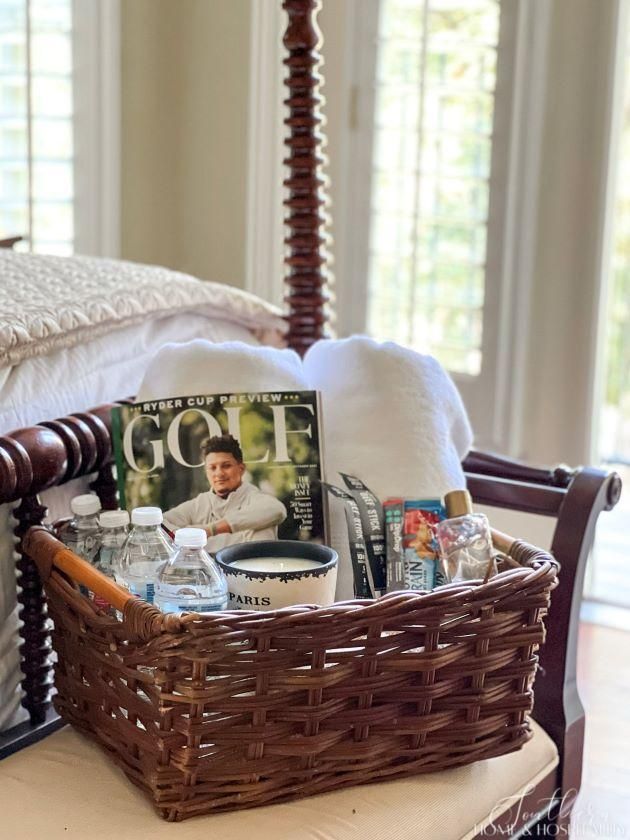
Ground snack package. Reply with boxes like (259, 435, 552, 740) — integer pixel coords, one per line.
(401, 500, 446, 591)
(384, 498, 405, 592)
(340, 473, 386, 595)
(324, 483, 375, 599)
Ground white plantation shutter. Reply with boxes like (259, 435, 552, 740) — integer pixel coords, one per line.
(0, 0, 118, 256)
(0, 0, 74, 253)
(336, 0, 543, 451)
(368, 0, 501, 377)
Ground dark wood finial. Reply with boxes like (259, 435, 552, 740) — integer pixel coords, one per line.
(283, 0, 331, 356)
(0, 427, 67, 500)
(0, 236, 23, 249)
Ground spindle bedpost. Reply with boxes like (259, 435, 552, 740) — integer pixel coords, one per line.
(283, 0, 330, 356)
(14, 495, 53, 725)
(0, 428, 67, 726)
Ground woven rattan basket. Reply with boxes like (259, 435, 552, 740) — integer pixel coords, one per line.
(24, 526, 558, 822)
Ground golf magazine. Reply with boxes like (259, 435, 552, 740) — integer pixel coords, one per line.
(111, 391, 326, 548)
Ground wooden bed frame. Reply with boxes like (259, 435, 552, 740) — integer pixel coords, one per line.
(0, 2, 623, 836)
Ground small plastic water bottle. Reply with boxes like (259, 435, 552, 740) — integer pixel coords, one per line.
(116, 507, 173, 604)
(154, 528, 228, 614)
(96, 509, 130, 578)
(91, 509, 130, 613)
(60, 493, 102, 564)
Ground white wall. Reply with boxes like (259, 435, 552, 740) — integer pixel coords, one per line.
(120, 0, 252, 287)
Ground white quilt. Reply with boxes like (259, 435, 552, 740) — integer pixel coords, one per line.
(0, 251, 284, 366)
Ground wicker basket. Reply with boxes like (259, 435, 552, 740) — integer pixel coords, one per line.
(24, 527, 558, 822)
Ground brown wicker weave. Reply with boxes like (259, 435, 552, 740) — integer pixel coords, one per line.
(23, 527, 557, 822)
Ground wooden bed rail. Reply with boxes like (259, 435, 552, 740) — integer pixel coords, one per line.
(0, 237, 22, 249)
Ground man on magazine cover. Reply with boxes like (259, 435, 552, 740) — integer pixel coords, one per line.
(164, 434, 287, 551)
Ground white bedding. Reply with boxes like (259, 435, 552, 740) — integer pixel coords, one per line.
(0, 251, 283, 367)
(0, 312, 259, 433)
(0, 311, 265, 731)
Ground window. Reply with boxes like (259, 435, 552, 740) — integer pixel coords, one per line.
(0, 0, 119, 256)
(0, 0, 73, 253)
(367, 0, 500, 376)
(333, 0, 543, 451)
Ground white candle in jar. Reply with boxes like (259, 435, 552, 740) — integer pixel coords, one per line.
(230, 557, 322, 573)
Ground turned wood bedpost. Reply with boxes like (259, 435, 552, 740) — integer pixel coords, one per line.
(283, 0, 331, 356)
(13, 495, 53, 724)
(0, 428, 68, 724)
(0, 405, 121, 727)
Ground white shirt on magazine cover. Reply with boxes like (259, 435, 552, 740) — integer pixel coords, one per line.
(163, 481, 287, 552)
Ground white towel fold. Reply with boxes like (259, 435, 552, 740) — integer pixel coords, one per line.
(303, 336, 473, 499)
(137, 340, 308, 400)
(138, 338, 471, 495)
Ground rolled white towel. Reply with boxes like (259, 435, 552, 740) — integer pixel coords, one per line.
(137, 339, 308, 400)
(303, 336, 473, 500)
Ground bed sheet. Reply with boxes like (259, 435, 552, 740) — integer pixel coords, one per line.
(0, 312, 260, 730)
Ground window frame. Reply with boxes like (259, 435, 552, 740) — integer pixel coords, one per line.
(71, 0, 120, 257)
(245, 0, 285, 306)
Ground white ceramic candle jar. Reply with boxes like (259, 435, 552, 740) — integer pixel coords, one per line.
(215, 541, 338, 611)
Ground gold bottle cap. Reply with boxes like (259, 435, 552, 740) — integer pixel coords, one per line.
(444, 489, 473, 518)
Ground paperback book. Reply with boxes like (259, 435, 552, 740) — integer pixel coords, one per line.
(112, 391, 326, 552)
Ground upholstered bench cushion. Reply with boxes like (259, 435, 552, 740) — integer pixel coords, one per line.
(0, 722, 558, 840)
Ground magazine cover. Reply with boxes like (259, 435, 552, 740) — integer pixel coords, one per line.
(112, 391, 325, 551)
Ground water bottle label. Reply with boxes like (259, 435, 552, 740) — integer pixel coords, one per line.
(119, 561, 160, 604)
(194, 603, 225, 612)
(154, 582, 227, 614)
(157, 600, 226, 614)
(127, 581, 155, 604)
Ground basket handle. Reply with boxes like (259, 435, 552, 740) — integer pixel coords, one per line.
(492, 528, 558, 571)
(492, 528, 517, 555)
(23, 527, 185, 639)
(23, 526, 132, 613)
